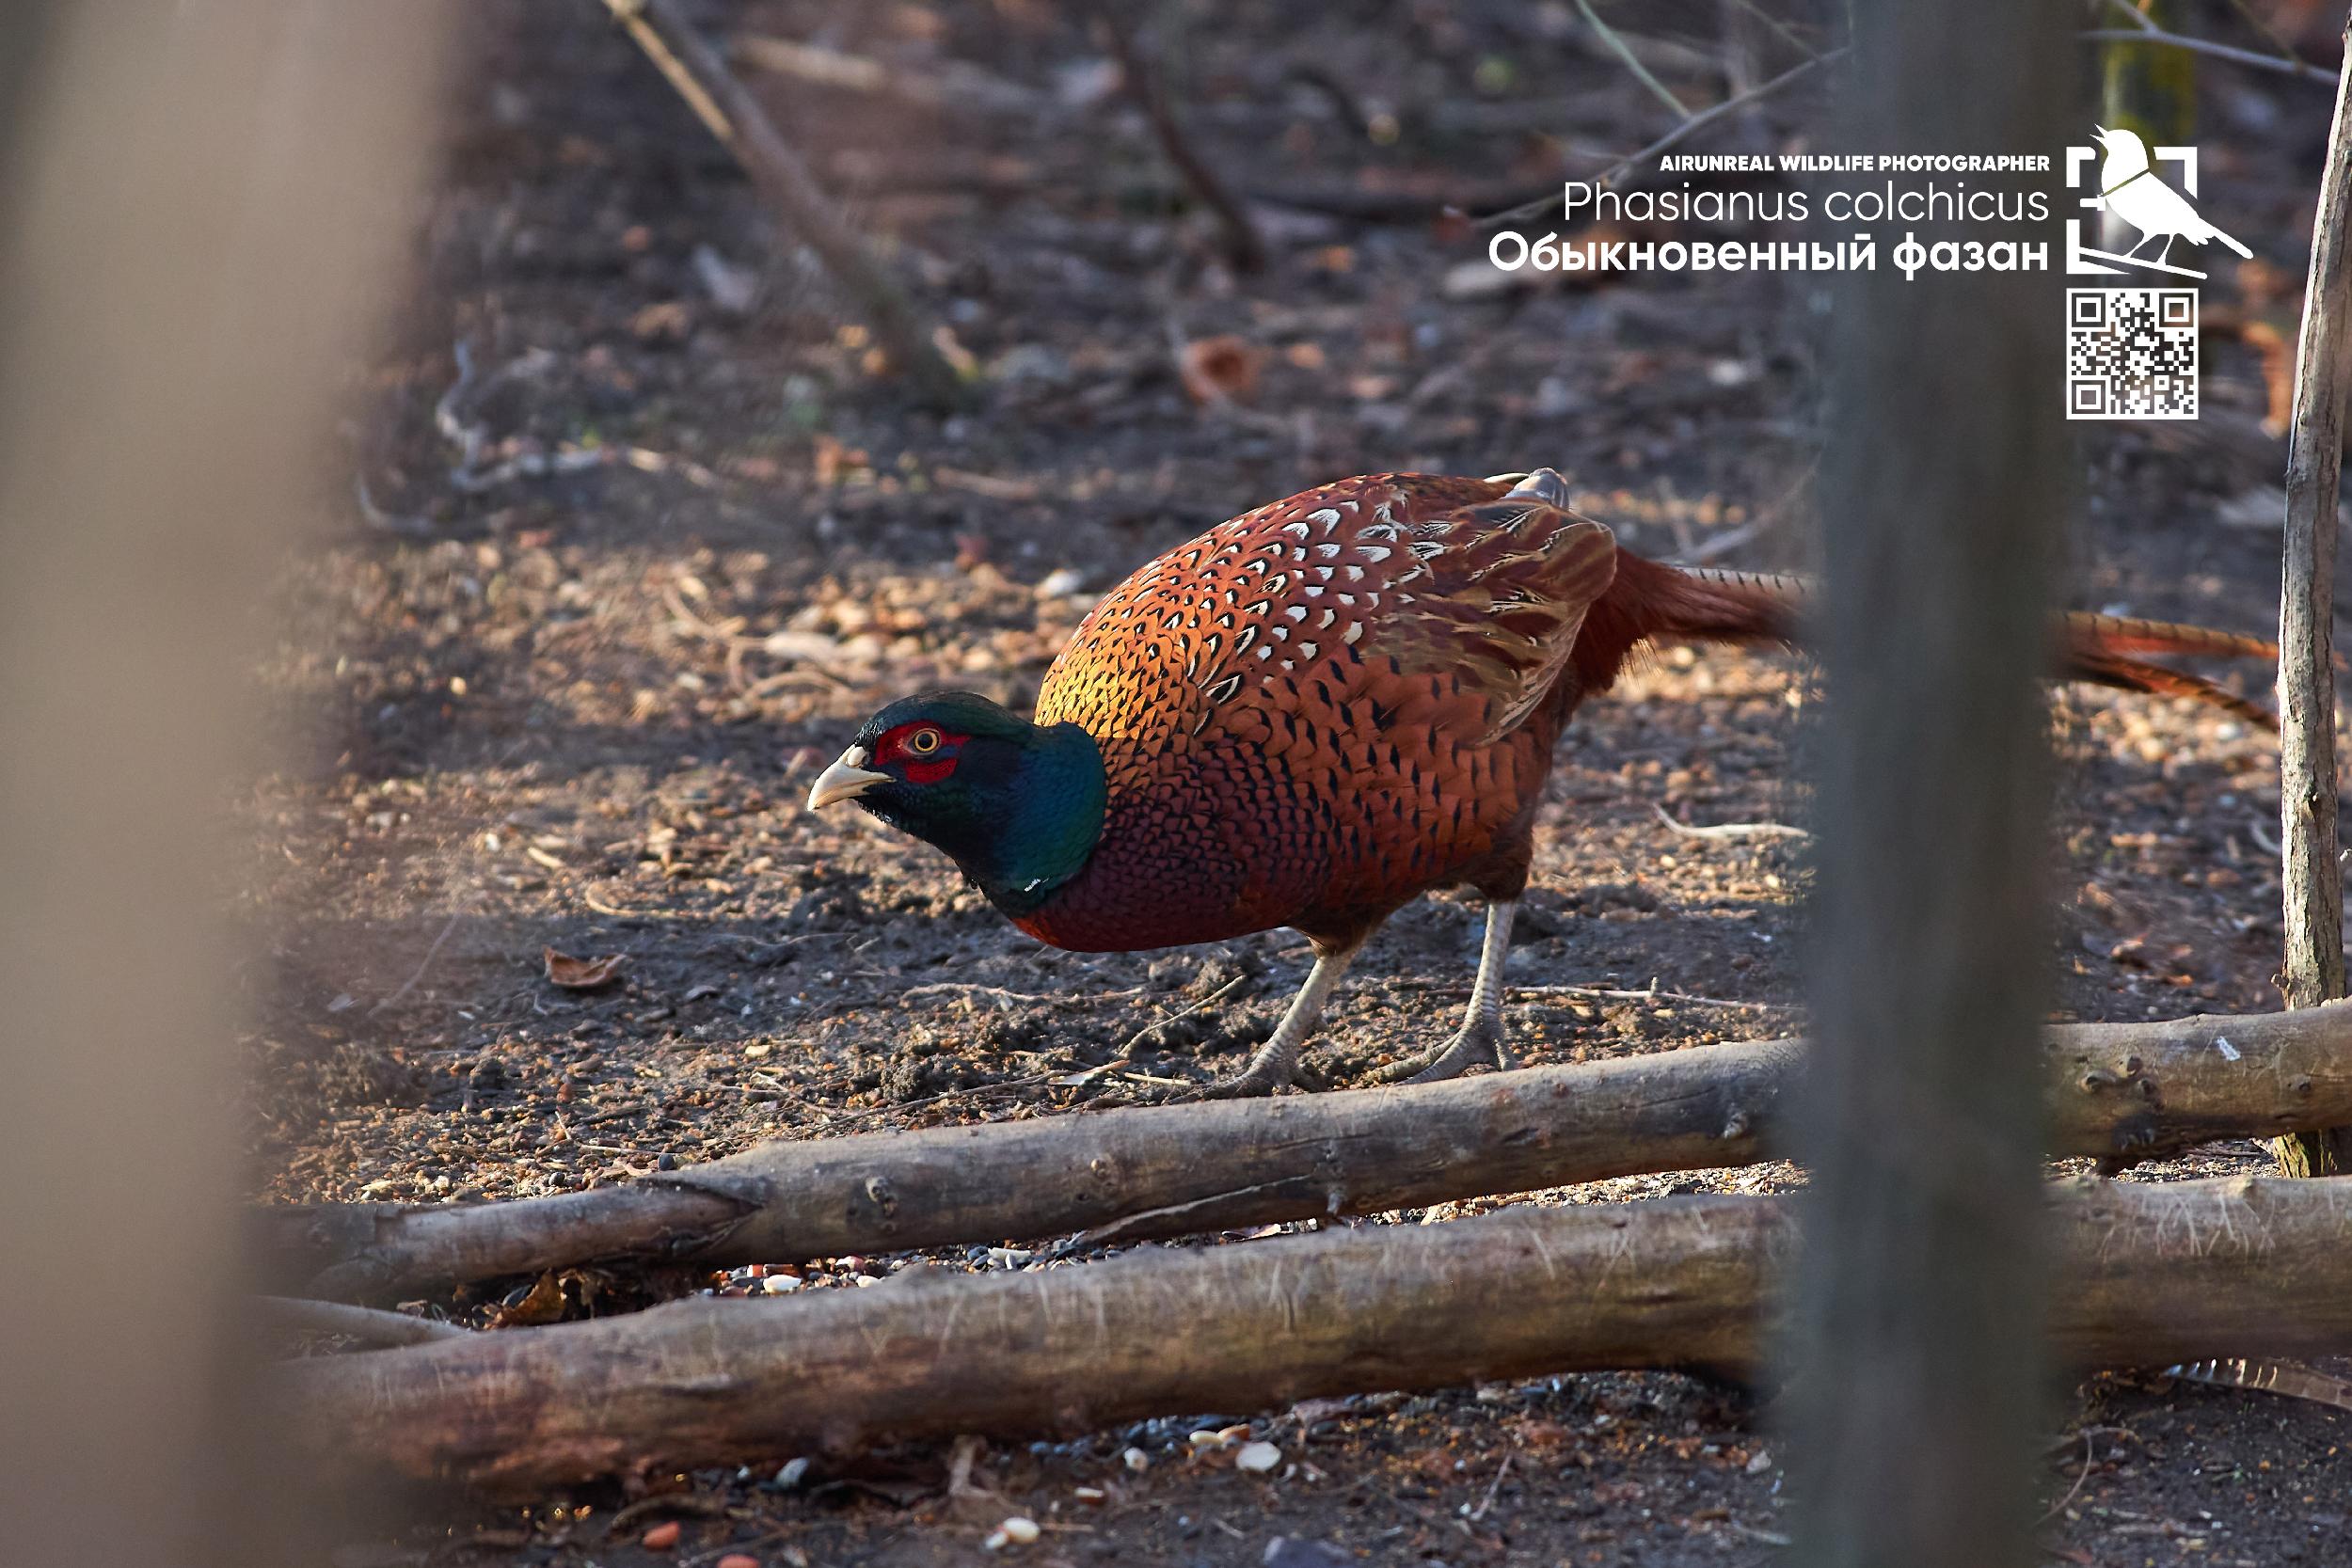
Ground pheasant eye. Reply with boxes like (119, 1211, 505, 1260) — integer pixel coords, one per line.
(906, 727, 941, 754)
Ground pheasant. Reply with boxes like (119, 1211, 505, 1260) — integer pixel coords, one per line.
(807, 471, 2275, 1096)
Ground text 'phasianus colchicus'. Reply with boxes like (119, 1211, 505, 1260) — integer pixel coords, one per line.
(809, 471, 2276, 1095)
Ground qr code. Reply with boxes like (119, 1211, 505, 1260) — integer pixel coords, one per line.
(2066, 288, 2198, 420)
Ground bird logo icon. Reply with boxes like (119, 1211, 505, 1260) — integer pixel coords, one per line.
(2081, 126, 2251, 277)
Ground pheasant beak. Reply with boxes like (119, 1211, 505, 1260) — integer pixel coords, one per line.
(806, 745, 891, 809)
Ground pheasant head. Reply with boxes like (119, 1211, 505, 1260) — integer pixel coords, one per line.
(806, 689, 1106, 916)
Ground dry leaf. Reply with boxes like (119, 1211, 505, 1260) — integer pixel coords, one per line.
(492, 1271, 566, 1328)
(544, 946, 626, 990)
(1179, 335, 1263, 405)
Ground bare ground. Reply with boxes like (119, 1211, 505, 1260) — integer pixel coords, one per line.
(253, 4, 2347, 1564)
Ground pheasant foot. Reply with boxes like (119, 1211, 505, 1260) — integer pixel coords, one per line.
(1364, 1014, 1508, 1085)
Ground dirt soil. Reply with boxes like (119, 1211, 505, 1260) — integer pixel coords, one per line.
(250, 4, 2348, 1564)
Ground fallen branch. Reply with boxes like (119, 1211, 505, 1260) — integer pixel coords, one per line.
(252, 1004, 2352, 1302)
(273, 1175, 2352, 1494)
(1087, 0, 1266, 271)
(255, 1296, 473, 1348)
(599, 0, 970, 407)
(731, 34, 1041, 115)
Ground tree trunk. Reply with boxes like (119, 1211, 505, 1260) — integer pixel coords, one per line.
(1794, 4, 2073, 1566)
(253, 1005, 2352, 1302)
(272, 1176, 2352, 1497)
(2274, 24, 2352, 1178)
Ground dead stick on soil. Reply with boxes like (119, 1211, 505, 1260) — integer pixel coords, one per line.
(2274, 24, 2352, 1179)
(251, 1005, 2352, 1302)
(597, 0, 970, 408)
(254, 1296, 473, 1348)
(1087, 0, 1266, 272)
(272, 1175, 2352, 1495)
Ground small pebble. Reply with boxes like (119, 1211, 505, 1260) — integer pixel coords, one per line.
(762, 1275, 802, 1294)
(655, 1152, 678, 1171)
(1121, 1447, 1150, 1472)
(1001, 1516, 1041, 1544)
(1187, 1430, 1224, 1449)
(1746, 1449, 1773, 1474)
(1073, 1485, 1105, 1502)
(1234, 1441, 1281, 1474)
(641, 1520, 681, 1551)
(772, 1457, 811, 1490)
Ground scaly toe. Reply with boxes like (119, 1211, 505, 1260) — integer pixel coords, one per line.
(1365, 1025, 1505, 1086)
(1195, 1064, 1293, 1100)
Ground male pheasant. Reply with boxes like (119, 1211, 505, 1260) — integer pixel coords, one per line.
(808, 470, 2275, 1096)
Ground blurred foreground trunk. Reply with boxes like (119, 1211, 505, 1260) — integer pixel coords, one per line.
(1791, 4, 2073, 1567)
(0, 5, 448, 1563)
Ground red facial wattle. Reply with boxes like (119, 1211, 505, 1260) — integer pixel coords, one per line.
(870, 722, 967, 785)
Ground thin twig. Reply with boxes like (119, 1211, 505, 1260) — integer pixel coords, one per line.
(2078, 28, 2338, 87)
(599, 0, 972, 406)
(256, 1295, 473, 1347)
(1717, 0, 1824, 63)
(373, 905, 466, 1015)
(1468, 1453, 1514, 1523)
(2221, 0, 2313, 68)
(899, 984, 1066, 1008)
(352, 474, 432, 536)
(1062, 1178, 1311, 1253)
(1575, 0, 1693, 119)
(1509, 983, 1778, 1009)
(1478, 51, 1843, 230)
(1119, 972, 1248, 1054)
(1088, 0, 1266, 270)
(1397, 977, 1781, 1009)
(2034, 1428, 2097, 1528)
(1652, 803, 1811, 841)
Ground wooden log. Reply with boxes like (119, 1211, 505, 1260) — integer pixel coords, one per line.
(257, 1005, 2352, 1302)
(2274, 23, 2352, 1177)
(273, 1175, 2352, 1495)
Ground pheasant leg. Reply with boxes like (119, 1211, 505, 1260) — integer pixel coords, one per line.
(1367, 899, 1516, 1085)
(1200, 938, 1361, 1098)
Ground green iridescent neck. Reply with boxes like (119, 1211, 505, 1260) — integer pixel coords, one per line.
(973, 721, 1107, 916)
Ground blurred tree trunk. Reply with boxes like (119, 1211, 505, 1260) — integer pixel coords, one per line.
(1789, 4, 2073, 1567)
(0, 5, 449, 1564)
